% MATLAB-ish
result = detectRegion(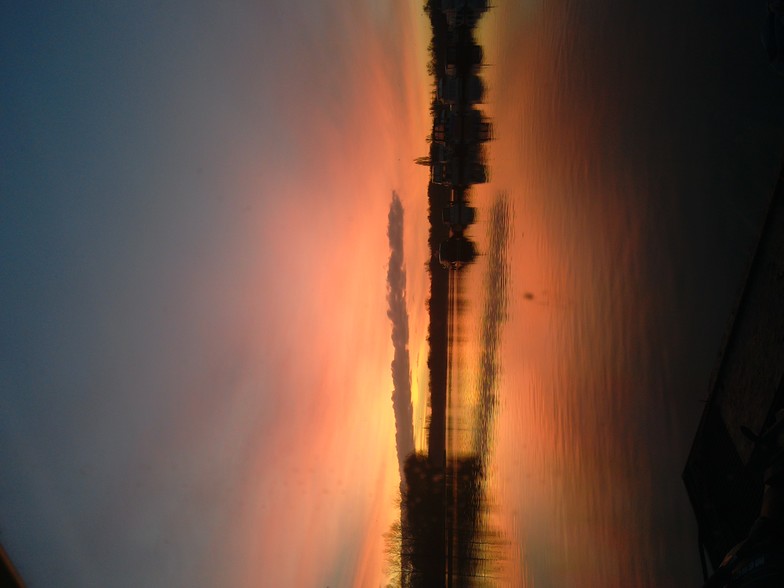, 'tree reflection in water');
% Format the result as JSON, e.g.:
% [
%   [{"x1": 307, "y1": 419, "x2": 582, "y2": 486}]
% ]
[
  {"x1": 383, "y1": 4, "x2": 511, "y2": 585},
  {"x1": 385, "y1": 194, "x2": 510, "y2": 587}
]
